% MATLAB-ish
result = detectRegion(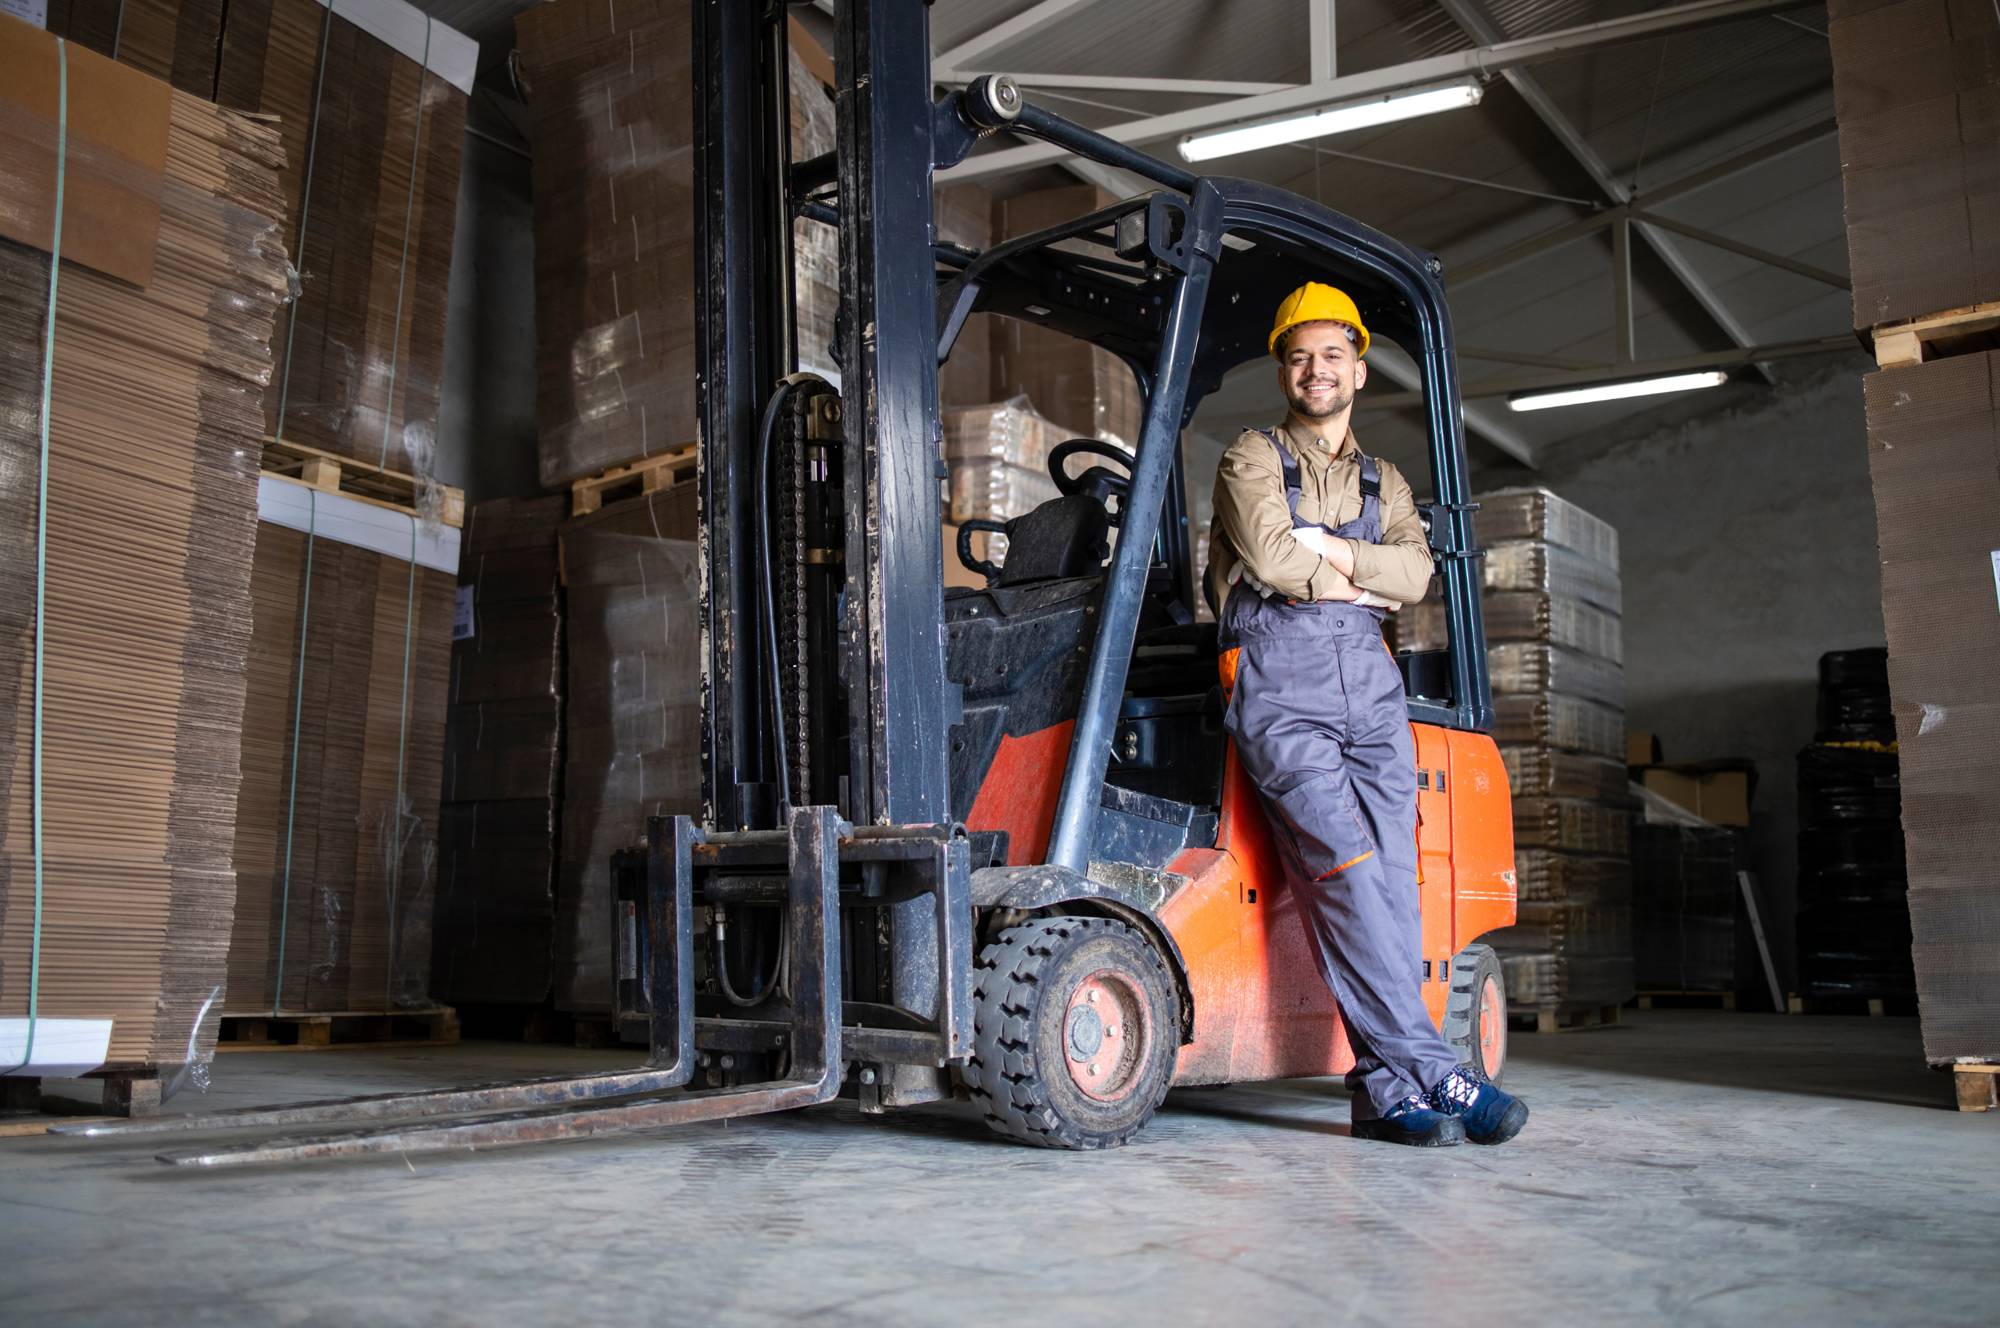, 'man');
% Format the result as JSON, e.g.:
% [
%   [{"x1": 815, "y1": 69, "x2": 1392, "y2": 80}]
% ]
[{"x1": 1207, "y1": 282, "x2": 1528, "y2": 1148}]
